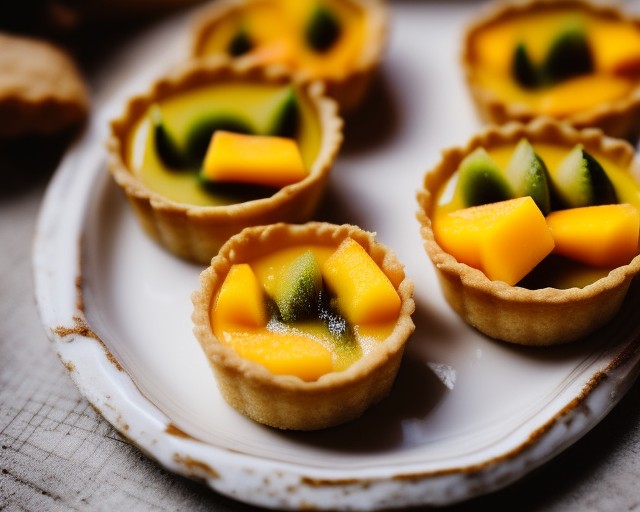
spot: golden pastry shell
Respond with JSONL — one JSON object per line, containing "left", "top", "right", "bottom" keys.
{"left": 416, "top": 117, "right": 640, "bottom": 346}
{"left": 191, "top": 221, "right": 415, "bottom": 430}
{"left": 462, "top": 0, "right": 640, "bottom": 141}
{"left": 106, "top": 58, "right": 343, "bottom": 264}
{"left": 189, "top": 0, "right": 389, "bottom": 113}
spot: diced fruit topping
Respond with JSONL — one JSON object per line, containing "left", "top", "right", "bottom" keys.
{"left": 150, "top": 105, "right": 187, "bottom": 169}
{"left": 435, "top": 197, "right": 555, "bottom": 285}
{"left": 272, "top": 250, "right": 323, "bottom": 323}
{"left": 268, "top": 87, "right": 300, "bottom": 139}
{"left": 511, "top": 25, "right": 593, "bottom": 89}
{"left": 438, "top": 139, "right": 639, "bottom": 286}
{"left": 450, "top": 141, "right": 619, "bottom": 213}
{"left": 183, "top": 115, "right": 254, "bottom": 166}
{"left": 553, "top": 144, "right": 617, "bottom": 208}
{"left": 213, "top": 264, "right": 267, "bottom": 329}
{"left": 305, "top": 4, "right": 342, "bottom": 52}
{"left": 148, "top": 87, "right": 303, "bottom": 197}
{"left": 213, "top": 240, "right": 402, "bottom": 380}
{"left": 151, "top": 105, "right": 255, "bottom": 171}
{"left": 543, "top": 26, "right": 593, "bottom": 84}
{"left": 455, "top": 148, "right": 513, "bottom": 207}
{"left": 227, "top": 28, "right": 253, "bottom": 56}
{"left": 318, "top": 289, "right": 355, "bottom": 342}
{"left": 201, "top": 131, "right": 308, "bottom": 188}
{"left": 223, "top": 331, "right": 333, "bottom": 381}
{"left": 505, "top": 138, "right": 551, "bottom": 215}
{"left": 300, "top": 317, "right": 361, "bottom": 371}
{"left": 512, "top": 42, "right": 540, "bottom": 88}
{"left": 322, "top": 238, "right": 401, "bottom": 324}
{"left": 546, "top": 204, "right": 639, "bottom": 267}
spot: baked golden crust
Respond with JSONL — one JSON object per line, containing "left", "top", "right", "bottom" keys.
{"left": 106, "top": 57, "right": 343, "bottom": 264}
{"left": 189, "top": 0, "right": 388, "bottom": 113}
{"left": 191, "top": 222, "right": 415, "bottom": 430}
{"left": 416, "top": 118, "right": 640, "bottom": 346}
{"left": 462, "top": 0, "right": 640, "bottom": 140}
{"left": 0, "top": 33, "right": 89, "bottom": 137}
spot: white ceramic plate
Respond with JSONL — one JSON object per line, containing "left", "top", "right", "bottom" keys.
{"left": 33, "top": 2, "right": 640, "bottom": 510}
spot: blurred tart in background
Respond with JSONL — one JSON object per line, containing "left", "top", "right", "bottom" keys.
{"left": 463, "top": 0, "right": 640, "bottom": 140}
{"left": 190, "top": 0, "right": 388, "bottom": 113}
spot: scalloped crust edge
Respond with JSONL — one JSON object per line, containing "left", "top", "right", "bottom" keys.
{"left": 106, "top": 57, "right": 343, "bottom": 264}
{"left": 416, "top": 117, "right": 640, "bottom": 346}
{"left": 191, "top": 221, "right": 415, "bottom": 430}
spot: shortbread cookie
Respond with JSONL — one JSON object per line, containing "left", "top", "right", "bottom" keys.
{"left": 0, "top": 33, "right": 89, "bottom": 137}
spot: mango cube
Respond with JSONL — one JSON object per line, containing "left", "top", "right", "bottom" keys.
{"left": 435, "top": 196, "right": 555, "bottom": 285}
{"left": 322, "top": 238, "right": 401, "bottom": 324}
{"left": 213, "top": 263, "right": 267, "bottom": 330}
{"left": 223, "top": 331, "right": 333, "bottom": 381}
{"left": 202, "top": 130, "right": 307, "bottom": 188}
{"left": 546, "top": 204, "right": 640, "bottom": 267}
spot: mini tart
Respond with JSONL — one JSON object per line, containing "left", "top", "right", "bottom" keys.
{"left": 190, "top": 0, "right": 388, "bottom": 113}
{"left": 416, "top": 118, "right": 640, "bottom": 346}
{"left": 106, "top": 58, "right": 342, "bottom": 264}
{"left": 463, "top": 0, "right": 640, "bottom": 140}
{"left": 191, "top": 222, "right": 415, "bottom": 430}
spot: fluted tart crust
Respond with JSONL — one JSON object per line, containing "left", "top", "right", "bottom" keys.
{"left": 106, "top": 58, "right": 343, "bottom": 264}
{"left": 417, "top": 118, "right": 640, "bottom": 345}
{"left": 192, "top": 222, "right": 415, "bottom": 430}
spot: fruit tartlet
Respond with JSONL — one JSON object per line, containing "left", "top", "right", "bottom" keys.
{"left": 416, "top": 118, "right": 640, "bottom": 346}
{"left": 463, "top": 0, "right": 640, "bottom": 140}
{"left": 106, "top": 58, "right": 342, "bottom": 264}
{"left": 191, "top": 222, "right": 415, "bottom": 430}
{"left": 190, "top": 0, "right": 388, "bottom": 113}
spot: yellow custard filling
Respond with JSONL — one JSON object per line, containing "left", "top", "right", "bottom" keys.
{"left": 212, "top": 242, "right": 399, "bottom": 381}
{"left": 196, "top": 0, "right": 366, "bottom": 80}
{"left": 126, "top": 82, "right": 322, "bottom": 206}
{"left": 470, "top": 7, "right": 640, "bottom": 116}
{"left": 434, "top": 143, "right": 640, "bottom": 289}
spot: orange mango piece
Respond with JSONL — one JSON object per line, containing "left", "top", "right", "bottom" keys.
{"left": 322, "top": 238, "right": 401, "bottom": 325}
{"left": 434, "top": 196, "right": 555, "bottom": 285}
{"left": 223, "top": 331, "right": 333, "bottom": 381}
{"left": 546, "top": 204, "right": 640, "bottom": 267}
{"left": 213, "top": 263, "right": 267, "bottom": 330}
{"left": 202, "top": 131, "right": 307, "bottom": 188}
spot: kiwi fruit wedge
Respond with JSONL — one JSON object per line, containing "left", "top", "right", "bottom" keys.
{"left": 456, "top": 147, "right": 513, "bottom": 207}
{"left": 505, "top": 138, "right": 552, "bottom": 215}
{"left": 552, "top": 144, "right": 617, "bottom": 208}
